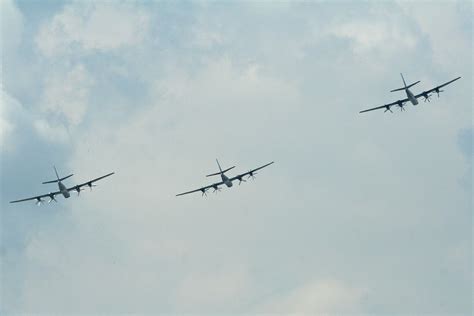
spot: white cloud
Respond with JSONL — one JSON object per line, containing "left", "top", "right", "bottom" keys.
{"left": 4, "top": 56, "right": 301, "bottom": 312}
{"left": 0, "top": 86, "right": 33, "bottom": 152}
{"left": 2, "top": 1, "right": 472, "bottom": 314}
{"left": 1, "top": 64, "right": 92, "bottom": 147}
{"left": 36, "top": 2, "right": 150, "bottom": 57}
{"left": 31, "top": 64, "right": 94, "bottom": 143}
{"left": 173, "top": 265, "right": 253, "bottom": 312}
{"left": 0, "top": 88, "right": 16, "bottom": 148}
{"left": 31, "top": 2, "right": 149, "bottom": 144}
{"left": 1, "top": 0, "right": 24, "bottom": 57}
{"left": 33, "top": 119, "right": 69, "bottom": 144}
{"left": 67, "top": 55, "right": 302, "bottom": 220}
{"left": 190, "top": 13, "right": 225, "bottom": 50}
{"left": 258, "top": 279, "right": 365, "bottom": 314}
{"left": 40, "top": 64, "right": 94, "bottom": 127}
{"left": 331, "top": 19, "right": 416, "bottom": 55}
{"left": 444, "top": 241, "right": 472, "bottom": 277}
{"left": 0, "top": 113, "right": 14, "bottom": 146}
{"left": 0, "top": 0, "right": 25, "bottom": 150}
{"left": 329, "top": 6, "right": 418, "bottom": 56}
{"left": 399, "top": 1, "right": 472, "bottom": 71}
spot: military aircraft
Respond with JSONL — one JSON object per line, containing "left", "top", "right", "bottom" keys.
{"left": 359, "top": 74, "right": 461, "bottom": 114}
{"left": 176, "top": 159, "right": 274, "bottom": 197}
{"left": 10, "top": 166, "right": 114, "bottom": 204}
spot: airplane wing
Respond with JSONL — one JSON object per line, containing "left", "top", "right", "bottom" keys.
{"left": 9, "top": 172, "right": 115, "bottom": 204}
{"left": 10, "top": 190, "right": 62, "bottom": 204}
{"left": 415, "top": 76, "right": 461, "bottom": 100}
{"left": 359, "top": 98, "right": 410, "bottom": 114}
{"left": 230, "top": 161, "right": 274, "bottom": 182}
{"left": 67, "top": 172, "right": 115, "bottom": 192}
{"left": 176, "top": 181, "right": 225, "bottom": 197}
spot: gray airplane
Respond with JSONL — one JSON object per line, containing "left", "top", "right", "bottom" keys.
{"left": 359, "top": 74, "right": 461, "bottom": 113}
{"left": 10, "top": 166, "right": 114, "bottom": 204}
{"left": 176, "top": 159, "right": 274, "bottom": 197}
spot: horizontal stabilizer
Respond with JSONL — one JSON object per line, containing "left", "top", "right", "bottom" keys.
{"left": 206, "top": 166, "right": 235, "bottom": 177}
{"left": 390, "top": 80, "right": 420, "bottom": 92}
{"left": 42, "top": 174, "right": 73, "bottom": 184}
{"left": 42, "top": 180, "right": 59, "bottom": 184}
{"left": 390, "top": 87, "right": 406, "bottom": 92}
{"left": 405, "top": 80, "right": 420, "bottom": 89}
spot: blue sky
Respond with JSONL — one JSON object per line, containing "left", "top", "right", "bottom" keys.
{"left": 1, "top": 0, "right": 472, "bottom": 314}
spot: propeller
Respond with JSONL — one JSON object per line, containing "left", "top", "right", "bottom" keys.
{"left": 237, "top": 176, "right": 247, "bottom": 185}
{"left": 384, "top": 105, "right": 393, "bottom": 113}
{"left": 422, "top": 92, "right": 432, "bottom": 102}
{"left": 397, "top": 101, "right": 406, "bottom": 111}
{"left": 435, "top": 88, "right": 443, "bottom": 97}
{"left": 35, "top": 197, "right": 44, "bottom": 206}
{"left": 212, "top": 184, "right": 221, "bottom": 193}
{"left": 87, "top": 182, "right": 97, "bottom": 191}
{"left": 48, "top": 193, "right": 57, "bottom": 203}
{"left": 74, "top": 185, "right": 84, "bottom": 196}
{"left": 247, "top": 171, "right": 257, "bottom": 180}
{"left": 200, "top": 188, "right": 208, "bottom": 197}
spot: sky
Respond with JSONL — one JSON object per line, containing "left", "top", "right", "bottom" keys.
{"left": 0, "top": 0, "right": 472, "bottom": 314}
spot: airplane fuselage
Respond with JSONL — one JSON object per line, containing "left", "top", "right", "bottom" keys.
{"left": 58, "top": 181, "right": 70, "bottom": 198}
{"left": 221, "top": 174, "right": 233, "bottom": 187}
{"left": 405, "top": 88, "right": 419, "bottom": 105}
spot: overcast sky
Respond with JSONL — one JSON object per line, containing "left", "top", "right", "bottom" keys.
{"left": 1, "top": 0, "right": 472, "bottom": 314}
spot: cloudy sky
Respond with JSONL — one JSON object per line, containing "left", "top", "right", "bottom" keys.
{"left": 1, "top": 0, "right": 472, "bottom": 314}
